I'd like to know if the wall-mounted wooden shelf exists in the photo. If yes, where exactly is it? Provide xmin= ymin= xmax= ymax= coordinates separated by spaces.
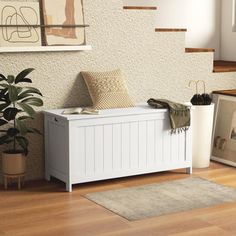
xmin=155 ymin=28 xmax=187 ymax=32
xmin=213 ymin=60 xmax=236 ymax=73
xmin=0 ymin=24 xmax=90 ymax=53
xmin=123 ymin=6 xmax=157 ymax=10
xmin=0 ymin=24 xmax=89 ymax=28
xmin=213 ymin=89 xmax=236 ymax=96
xmin=0 ymin=45 xmax=92 ymax=53
xmin=185 ymin=48 xmax=215 ymax=53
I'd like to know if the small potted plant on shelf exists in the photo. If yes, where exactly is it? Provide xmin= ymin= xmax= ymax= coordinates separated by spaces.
xmin=0 ymin=68 xmax=43 ymax=176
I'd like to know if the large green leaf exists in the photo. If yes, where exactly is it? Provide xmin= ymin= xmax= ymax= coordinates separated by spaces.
xmin=0 ymin=91 xmax=9 ymax=103
xmin=3 ymin=93 xmax=10 ymax=103
xmin=16 ymin=119 xmax=28 ymax=135
xmin=22 ymin=97 xmax=43 ymax=107
xmin=18 ymin=116 xmax=33 ymax=121
xmin=0 ymin=98 xmax=6 ymax=102
xmin=8 ymin=85 xmax=18 ymax=102
xmin=7 ymin=75 xmax=15 ymax=84
xmin=16 ymin=87 xmax=23 ymax=94
xmin=0 ymin=74 xmax=7 ymax=81
xmin=18 ymin=93 xmax=33 ymax=100
xmin=0 ymin=103 xmax=10 ymax=111
xmin=0 ymin=135 xmax=10 ymax=145
xmin=27 ymin=128 xmax=41 ymax=135
xmin=0 ymin=84 xmax=9 ymax=89
xmin=18 ymin=78 xmax=32 ymax=83
xmin=7 ymin=128 xmax=19 ymax=137
xmin=18 ymin=87 xmax=43 ymax=99
xmin=0 ymin=119 xmax=8 ymax=126
xmin=15 ymin=136 xmax=28 ymax=154
xmin=26 ymin=87 xmax=42 ymax=96
xmin=0 ymin=88 xmax=8 ymax=99
xmin=3 ymin=108 xmax=18 ymax=121
xmin=15 ymin=68 xmax=34 ymax=84
xmin=17 ymin=102 xmax=36 ymax=117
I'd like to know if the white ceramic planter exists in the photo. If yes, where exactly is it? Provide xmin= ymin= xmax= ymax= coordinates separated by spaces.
xmin=192 ymin=104 xmax=215 ymax=168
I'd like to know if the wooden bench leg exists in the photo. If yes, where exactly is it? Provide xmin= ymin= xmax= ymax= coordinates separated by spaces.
xmin=22 ymin=176 xmax=25 ymax=187
xmin=8 ymin=177 xmax=11 ymax=186
xmin=4 ymin=176 xmax=7 ymax=190
xmin=18 ymin=176 xmax=21 ymax=190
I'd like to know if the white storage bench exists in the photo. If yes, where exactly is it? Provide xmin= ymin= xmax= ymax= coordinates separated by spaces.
xmin=44 ymin=104 xmax=192 ymax=192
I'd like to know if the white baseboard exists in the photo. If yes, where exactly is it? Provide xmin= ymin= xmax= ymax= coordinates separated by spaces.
xmin=211 ymin=156 xmax=236 ymax=167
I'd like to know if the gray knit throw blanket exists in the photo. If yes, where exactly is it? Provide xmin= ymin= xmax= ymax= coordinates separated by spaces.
xmin=147 ymin=98 xmax=191 ymax=133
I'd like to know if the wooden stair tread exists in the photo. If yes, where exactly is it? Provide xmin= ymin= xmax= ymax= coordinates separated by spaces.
xmin=213 ymin=60 xmax=236 ymax=73
xmin=185 ymin=48 xmax=215 ymax=53
xmin=123 ymin=6 xmax=157 ymax=10
xmin=213 ymin=89 xmax=236 ymax=97
xmin=155 ymin=28 xmax=187 ymax=32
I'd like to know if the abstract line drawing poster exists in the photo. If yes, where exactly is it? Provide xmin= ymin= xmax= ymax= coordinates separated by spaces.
xmin=42 ymin=0 xmax=85 ymax=46
xmin=0 ymin=1 xmax=41 ymax=47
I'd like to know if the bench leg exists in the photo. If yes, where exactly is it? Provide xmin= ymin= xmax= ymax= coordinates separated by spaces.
xmin=66 ymin=183 xmax=72 ymax=192
xmin=45 ymin=173 xmax=51 ymax=181
xmin=18 ymin=176 xmax=21 ymax=190
xmin=186 ymin=167 xmax=192 ymax=174
xmin=4 ymin=176 xmax=7 ymax=190
xmin=22 ymin=176 xmax=25 ymax=187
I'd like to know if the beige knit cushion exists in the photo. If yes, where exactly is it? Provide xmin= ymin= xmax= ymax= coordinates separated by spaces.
xmin=81 ymin=69 xmax=134 ymax=109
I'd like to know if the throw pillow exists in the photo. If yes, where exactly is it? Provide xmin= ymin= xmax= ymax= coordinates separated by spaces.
xmin=81 ymin=69 xmax=134 ymax=109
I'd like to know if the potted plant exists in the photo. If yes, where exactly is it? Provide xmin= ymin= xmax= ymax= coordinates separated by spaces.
xmin=0 ymin=68 xmax=43 ymax=175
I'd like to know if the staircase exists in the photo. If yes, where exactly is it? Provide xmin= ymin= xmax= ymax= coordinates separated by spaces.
xmin=123 ymin=4 xmax=236 ymax=73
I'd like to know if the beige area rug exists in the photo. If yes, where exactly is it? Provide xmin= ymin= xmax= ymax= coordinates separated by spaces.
xmin=84 ymin=177 xmax=236 ymax=221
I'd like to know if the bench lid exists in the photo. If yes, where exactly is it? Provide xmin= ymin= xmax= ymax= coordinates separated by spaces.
xmin=44 ymin=104 xmax=168 ymax=121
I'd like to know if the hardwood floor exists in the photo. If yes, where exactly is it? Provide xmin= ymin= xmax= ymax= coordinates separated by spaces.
xmin=0 ymin=162 xmax=236 ymax=236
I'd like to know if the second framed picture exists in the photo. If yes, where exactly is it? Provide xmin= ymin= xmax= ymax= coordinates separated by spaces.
xmin=212 ymin=90 xmax=236 ymax=167
xmin=41 ymin=0 xmax=86 ymax=46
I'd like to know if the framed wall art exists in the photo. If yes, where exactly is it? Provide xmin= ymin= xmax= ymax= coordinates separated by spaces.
xmin=0 ymin=0 xmax=90 ymax=52
xmin=212 ymin=90 xmax=236 ymax=167
xmin=0 ymin=0 xmax=41 ymax=47
xmin=41 ymin=0 xmax=85 ymax=46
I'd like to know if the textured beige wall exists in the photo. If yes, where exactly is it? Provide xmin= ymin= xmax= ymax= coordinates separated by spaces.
xmin=0 ymin=0 xmax=236 ymax=182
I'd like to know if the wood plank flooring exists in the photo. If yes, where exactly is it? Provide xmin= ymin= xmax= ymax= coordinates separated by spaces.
xmin=0 ymin=162 xmax=236 ymax=236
